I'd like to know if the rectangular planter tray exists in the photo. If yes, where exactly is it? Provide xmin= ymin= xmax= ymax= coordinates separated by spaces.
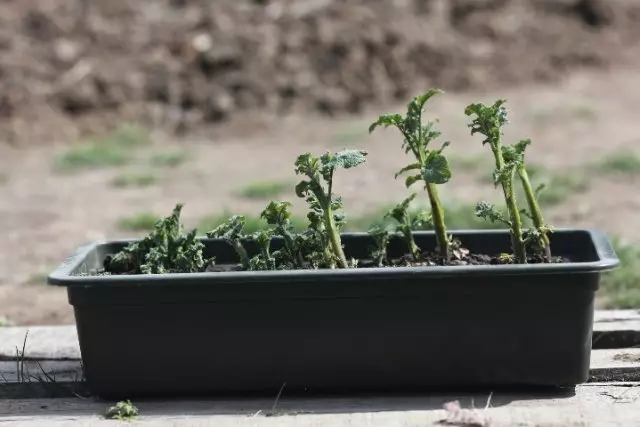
xmin=48 ymin=228 xmax=619 ymax=399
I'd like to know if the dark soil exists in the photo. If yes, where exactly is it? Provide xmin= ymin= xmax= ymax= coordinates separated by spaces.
xmin=1 ymin=0 xmax=639 ymax=144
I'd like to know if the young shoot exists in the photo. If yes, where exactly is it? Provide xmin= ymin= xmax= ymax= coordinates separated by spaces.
xmin=367 ymin=225 xmax=391 ymax=267
xmin=502 ymin=139 xmax=553 ymax=258
xmin=294 ymin=149 xmax=367 ymax=269
xmin=465 ymin=100 xmax=527 ymax=263
xmin=260 ymin=201 xmax=305 ymax=269
xmin=248 ymin=229 xmax=277 ymax=271
xmin=369 ymin=89 xmax=452 ymax=262
xmin=206 ymin=215 xmax=250 ymax=270
xmin=104 ymin=204 xmax=206 ymax=274
xmin=384 ymin=193 xmax=432 ymax=260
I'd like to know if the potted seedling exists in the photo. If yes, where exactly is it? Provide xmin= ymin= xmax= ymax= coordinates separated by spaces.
xmin=48 ymin=92 xmax=619 ymax=399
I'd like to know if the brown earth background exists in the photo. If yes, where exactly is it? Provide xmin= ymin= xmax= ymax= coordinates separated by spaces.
xmin=1 ymin=0 xmax=640 ymax=325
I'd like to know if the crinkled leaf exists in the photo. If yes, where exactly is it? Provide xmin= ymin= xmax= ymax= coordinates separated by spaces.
xmin=369 ymin=113 xmax=404 ymax=133
xmin=261 ymin=201 xmax=293 ymax=225
xmin=322 ymin=149 xmax=368 ymax=170
xmin=206 ymin=215 xmax=246 ymax=240
xmin=394 ymin=163 xmax=421 ymax=179
xmin=421 ymin=152 xmax=451 ymax=184
xmin=405 ymin=174 xmax=422 ymax=188
xmin=475 ymin=201 xmax=510 ymax=226
xmin=464 ymin=100 xmax=508 ymax=146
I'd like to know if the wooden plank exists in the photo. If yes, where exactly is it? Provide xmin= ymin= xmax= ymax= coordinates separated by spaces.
xmin=0 ymin=310 xmax=638 ymax=361
xmin=0 ymin=384 xmax=639 ymax=426
xmin=0 ymin=326 xmax=79 ymax=360
xmin=1 ymin=348 xmax=638 ymax=398
xmin=593 ymin=309 xmax=640 ymax=349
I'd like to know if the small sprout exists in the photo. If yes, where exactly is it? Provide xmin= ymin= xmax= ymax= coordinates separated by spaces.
xmin=104 ymin=400 xmax=139 ymax=421
xmin=261 ymin=201 xmax=305 ymax=269
xmin=475 ymin=201 xmax=510 ymax=227
xmin=384 ymin=193 xmax=432 ymax=261
xmin=370 ymin=89 xmax=453 ymax=262
xmin=105 ymin=204 xmax=206 ymax=274
xmin=367 ymin=225 xmax=391 ymax=267
xmin=206 ymin=215 xmax=250 ymax=270
xmin=465 ymin=100 xmax=527 ymax=263
xmin=295 ymin=149 xmax=367 ymax=268
xmin=503 ymin=139 xmax=553 ymax=258
xmin=248 ymin=229 xmax=277 ymax=271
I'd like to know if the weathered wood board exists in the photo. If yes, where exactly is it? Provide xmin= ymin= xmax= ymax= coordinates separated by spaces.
xmin=0 ymin=310 xmax=639 ymax=426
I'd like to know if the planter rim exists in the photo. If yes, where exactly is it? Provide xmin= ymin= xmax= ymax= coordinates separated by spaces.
xmin=48 ymin=228 xmax=619 ymax=287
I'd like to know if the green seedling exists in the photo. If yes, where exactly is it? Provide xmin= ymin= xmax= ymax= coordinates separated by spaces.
xmin=248 ymin=229 xmax=277 ymax=271
xmin=294 ymin=149 xmax=367 ymax=269
xmin=367 ymin=225 xmax=391 ymax=267
xmin=105 ymin=204 xmax=206 ymax=274
xmin=105 ymin=400 xmax=139 ymax=421
xmin=384 ymin=193 xmax=432 ymax=260
xmin=206 ymin=215 xmax=251 ymax=270
xmin=502 ymin=139 xmax=552 ymax=258
xmin=369 ymin=89 xmax=452 ymax=262
xmin=261 ymin=201 xmax=305 ymax=269
xmin=465 ymin=100 xmax=527 ymax=263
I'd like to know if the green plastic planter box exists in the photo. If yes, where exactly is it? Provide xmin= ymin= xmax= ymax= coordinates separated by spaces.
xmin=48 ymin=228 xmax=619 ymax=399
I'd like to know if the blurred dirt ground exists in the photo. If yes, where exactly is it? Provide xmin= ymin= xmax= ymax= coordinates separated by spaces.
xmin=1 ymin=0 xmax=640 ymax=325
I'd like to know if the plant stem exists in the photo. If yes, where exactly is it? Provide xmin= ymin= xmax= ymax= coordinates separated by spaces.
xmin=425 ymin=183 xmax=450 ymax=262
xmin=491 ymin=146 xmax=527 ymax=263
xmin=232 ymin=241 xmax=250 ymax=270
xmin=323 ymin=204 xmax=349 ymax=268
xmin=518 ymin=167 xmax=551 ymax=258
xmin=281 ymin=229 xmax=304 ymax=268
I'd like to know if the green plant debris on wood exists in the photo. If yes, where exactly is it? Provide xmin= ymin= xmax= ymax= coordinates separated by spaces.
xmin=236 ymin=180 xmax=291 ymax=199
xmin=105 ymin=400 xmax=139 ymax=421
xmin=117 ymin=212 xmax=162 ymax=232
xmin=0 ymin=316 xmax=13 ymax=327
xmin=110 ymin=172 xmax=157 ymax=188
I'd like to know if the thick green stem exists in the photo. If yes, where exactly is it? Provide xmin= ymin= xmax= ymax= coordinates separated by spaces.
xmin=404 ymin=230 xmax=421 ymax=261
xmin=323 ymin=205 xmax=349 ymax=268
xmin=492 ymin=146 xmax=527 ymax=263
xmin=232 ymin=240 xmax=250 ymax=270
xmin=425 ymin=183 xmax=450 ymax=261
xmin=502 ymin=174 xmax=526 ymax=263
xmin=518 ymin=167 xmax=551 ymax=258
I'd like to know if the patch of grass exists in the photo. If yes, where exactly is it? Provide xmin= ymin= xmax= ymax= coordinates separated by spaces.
xmin=331 ymin=128 xmax=368 ymax=146
xmin=572 ymin=105 xmax=597 ymax=120
xmin=117 ymin=212 xmax=161 ymax=231
xmin=236 ymin=180 xmax=291 ymax=200
xmin=0 ymin=316 xmax=13 ymax=327
xmin=54 ymin=124 xmax=150 ymax=172
xmin=596 ymin=150 xmax=640 ymax=175
xmin=449 ymin=154 xmax=488 ymax=174
xmin=600 ymin=238 xmax=640 ymax=309
xmin=110 ymin=172 xmax=157 ymax=188
xmin=25 ymin=271 xmax=49 ymax=286
xmin=535 ymin=174 xmax=590 ymax=207
xmin=150 ymin=151 xmax=188 ymax=168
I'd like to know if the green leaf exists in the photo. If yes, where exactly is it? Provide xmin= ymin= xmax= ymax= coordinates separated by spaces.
xmin=322 ymin=149 xmax=368 ymax=170
xmin=421 ymin=152 xmax=451 ymax=184
xmin=405 ymin=174 xmax=422 ymax=188
xmin=369 ymin=114 xmax=403 ymax=133
xmin=394 ymin=163 xmax=421 ymax=179
xmin=475 ymin=201 xmax=510 ymax=226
